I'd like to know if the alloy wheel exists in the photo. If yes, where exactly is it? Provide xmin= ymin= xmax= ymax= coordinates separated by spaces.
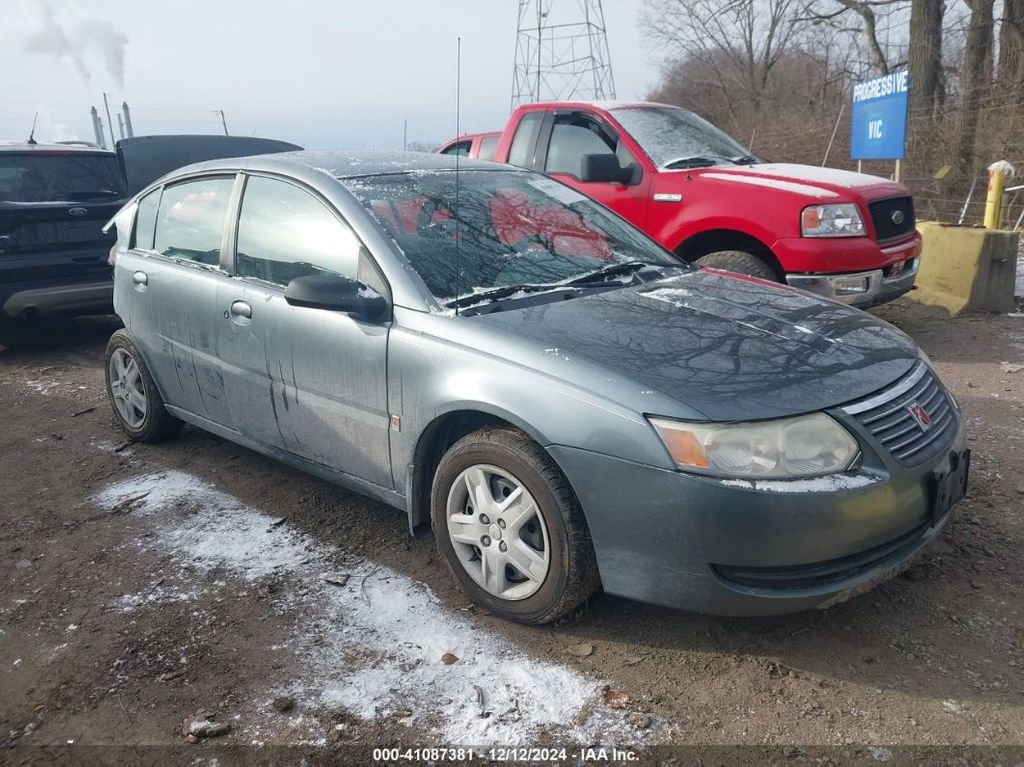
xmin=108 ymin=347 xmax=147 ymax=429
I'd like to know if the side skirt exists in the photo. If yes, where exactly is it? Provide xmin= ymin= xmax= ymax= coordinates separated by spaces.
xmin=165 ymin=405 xmax=407 ymax=512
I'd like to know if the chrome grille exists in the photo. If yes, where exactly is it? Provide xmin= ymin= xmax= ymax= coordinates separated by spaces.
xmin=842 ymin=362 xmax=957 ymax=466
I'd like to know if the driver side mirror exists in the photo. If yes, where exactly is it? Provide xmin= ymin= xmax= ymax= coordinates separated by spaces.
xmin=579 ymin=153 xmax=636 ymax=185
xmin=284 ymin=273 xmax=388 ymax=321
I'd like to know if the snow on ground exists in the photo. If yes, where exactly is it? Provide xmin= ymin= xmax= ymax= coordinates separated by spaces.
xmin=93 ymin=471 xmax=649 ymax=746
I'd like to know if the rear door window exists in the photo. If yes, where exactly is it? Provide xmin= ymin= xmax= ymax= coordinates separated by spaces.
xmin=507 ymin=112 xmax=544 ymax=168
xmin=478 ymin=135 xmax=500 ymax=161
xmin=234 ymin=176 xmax=363 ymax=287
xmin=152 ymin=176 xmax=234 ymax=266
xmin=440 ymin=140 xmax=471 ymax=157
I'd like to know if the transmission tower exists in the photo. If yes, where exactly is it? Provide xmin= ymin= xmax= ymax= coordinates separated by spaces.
xmin=511 ymin=0 xmax=616 ymax=110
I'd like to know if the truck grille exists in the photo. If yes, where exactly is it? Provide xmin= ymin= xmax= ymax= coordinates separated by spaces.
xmin=841 ymin=362 xmax=956 ymax=467
xmin=868 ymin=196 xmax=915 ymax=242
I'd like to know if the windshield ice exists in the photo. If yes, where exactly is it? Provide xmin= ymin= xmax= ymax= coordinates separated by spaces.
xmin=343 ymin=169 xmax=679 ymax=303
xmin=611 ymin=106 xmax=750 ymax=169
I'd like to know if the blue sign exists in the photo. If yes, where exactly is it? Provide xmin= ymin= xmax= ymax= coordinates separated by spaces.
xmin=851 ymin=70 xmax=909 ymax=160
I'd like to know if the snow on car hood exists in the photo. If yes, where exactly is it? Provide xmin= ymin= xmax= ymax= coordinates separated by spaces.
xmin=473 ymin=270 xmax=919 ymax=421
xmin=695 ymin=163 xmax=906 ymax=201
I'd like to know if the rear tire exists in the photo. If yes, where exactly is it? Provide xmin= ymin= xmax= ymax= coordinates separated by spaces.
xmin=694 ymin=250 xmax=779 ymax=281
xmin=104 ymin=329 xmax=183 ymax=443
xmin=431 ymin=427 xmax=600 ymax=625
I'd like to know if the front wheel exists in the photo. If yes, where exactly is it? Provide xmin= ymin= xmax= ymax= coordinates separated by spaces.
xmin=431 ymin=427 xmax=600 ymax=624
xmin=694 ymin=250 xmax=779 ymax=281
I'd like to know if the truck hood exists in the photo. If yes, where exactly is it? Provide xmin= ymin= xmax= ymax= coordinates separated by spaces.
xmin=474 ymin=269 xmax=918 ymax=421
xmin=693 ymin=163 xmax=906 ymax=201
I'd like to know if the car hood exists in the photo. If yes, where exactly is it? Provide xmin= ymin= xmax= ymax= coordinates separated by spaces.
xmin=473 ymin=269 xmax=918 ymax=421
xmin=692 ymin=163 xmax=906 ymax=202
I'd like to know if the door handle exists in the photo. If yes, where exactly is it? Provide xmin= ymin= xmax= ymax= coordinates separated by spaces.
xmin=132 ymin=271 xmax=148 ymax=292
xmin=230 ymin=300 xmax=252 ymax=319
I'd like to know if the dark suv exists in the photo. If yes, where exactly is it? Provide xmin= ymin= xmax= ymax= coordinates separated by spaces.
xmin=0 ymin=142 xmax=126 ymax=319
xmin=0 ymin=135 xmax=302 ymax=321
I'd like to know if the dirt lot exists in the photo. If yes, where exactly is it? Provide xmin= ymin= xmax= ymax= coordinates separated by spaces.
xmin=0 ymin=300 xmax=1022 ymax=764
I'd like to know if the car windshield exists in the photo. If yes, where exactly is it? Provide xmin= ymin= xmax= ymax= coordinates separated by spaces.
xmin=611 ymin=106 xmax=751 ymax=169
xmin=343 ymin=169 xmax=680 ymax=304
xmin=0 ymin=152 xmax=126 ymax=203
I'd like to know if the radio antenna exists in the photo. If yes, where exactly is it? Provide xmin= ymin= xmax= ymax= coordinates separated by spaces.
xmin=27 ymin=112 xmax=38 ymax=145
xmin=454 ymin=36 xmax=462 ymax=316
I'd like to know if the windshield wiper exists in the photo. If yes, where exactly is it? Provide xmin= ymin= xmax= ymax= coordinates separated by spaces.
xmin=562 ymin=260 xmax=661 ymax=286
xmin=730 ymin=154 xmax=761 ymax=165
xmin=443 ymin=283 xmax=569 ymax=310
xmin=664 ymin=156 xmax=723 ymax=170
xmin=67 ymin=189 xmax=124 ymax=199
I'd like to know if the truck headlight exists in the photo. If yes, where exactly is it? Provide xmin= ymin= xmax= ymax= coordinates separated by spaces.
xmin=648 ymin=413 xmax=858 ymax=479
xmin=801 ymin=203 xmax=865 ymax=238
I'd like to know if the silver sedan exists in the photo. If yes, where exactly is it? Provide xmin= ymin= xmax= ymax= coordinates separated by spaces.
xmin=102 ymin=151 xmax=968 ymax=623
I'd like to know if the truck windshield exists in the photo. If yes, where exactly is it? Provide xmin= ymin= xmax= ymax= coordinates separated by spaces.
xmin=0 ymin=152 xmax=126 ymax=203
xmin=611 ymin=106 xmax=751 ymax=169
xmin=344 ymin=169 xmax=681 ymax=305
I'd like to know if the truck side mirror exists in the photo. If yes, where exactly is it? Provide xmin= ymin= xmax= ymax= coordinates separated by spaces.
xmin=580 ymin=153 xmax=634 ymax=185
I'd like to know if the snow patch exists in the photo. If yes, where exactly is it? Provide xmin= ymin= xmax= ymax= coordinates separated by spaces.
xmin=93 ymin=471 xmax=646 ymax=746
xmin=719 ymin=474 xmax=878 ymax=493
xmin=640 ymin=287 xmax=692 ymax=307
xmin=701 ymin=173 xmax=840 ymax=199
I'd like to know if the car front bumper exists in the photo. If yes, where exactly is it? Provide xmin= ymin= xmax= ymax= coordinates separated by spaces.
xmin=549 ymin=415 xmax=966 ymax=616
xmin=785 ymin=256 xmax=919 ymax=309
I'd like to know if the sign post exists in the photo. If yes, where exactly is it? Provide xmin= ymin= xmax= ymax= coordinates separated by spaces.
xmin=851 ymin=69 xmax=909 ymax=179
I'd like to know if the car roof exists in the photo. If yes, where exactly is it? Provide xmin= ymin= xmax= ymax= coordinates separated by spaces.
xmin=0 ymin=141 xmax=114 ymax=155
xmin=171 ymin=149 xmax=513 ymax=179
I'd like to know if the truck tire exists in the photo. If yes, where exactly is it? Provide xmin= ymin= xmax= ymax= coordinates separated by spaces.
xmin=104 ymin=329 xmax=183 ymax=443
xmin=695 ymin=250 xmax=779 ymax=282
xmin=431 ymin=427 xmax=600 ymax=625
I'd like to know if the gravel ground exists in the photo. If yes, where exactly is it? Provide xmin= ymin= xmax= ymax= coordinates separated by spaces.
xmin=0 ymin=301 xmax=1021 ymax=764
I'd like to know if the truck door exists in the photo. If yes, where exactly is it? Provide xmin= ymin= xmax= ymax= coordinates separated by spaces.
xmin=537 ymin=110 xmax=650 ymax=230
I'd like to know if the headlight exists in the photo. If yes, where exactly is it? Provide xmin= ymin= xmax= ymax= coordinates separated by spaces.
xmin=801 ymin=203 xmax=865 ymax=237
xmin=648 ymin=413 xmax=859 ymax=479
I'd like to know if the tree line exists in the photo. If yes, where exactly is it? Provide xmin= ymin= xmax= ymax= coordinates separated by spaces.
xmin=641 ymin=0 xmax=1024 ymax=223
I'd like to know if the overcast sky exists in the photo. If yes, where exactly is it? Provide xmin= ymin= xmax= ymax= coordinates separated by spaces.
xmin=0 ymin=0 xmax=662 ymax=150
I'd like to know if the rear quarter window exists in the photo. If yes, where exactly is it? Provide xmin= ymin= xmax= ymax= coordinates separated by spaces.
xmin=132 ymin=189 xmax=161 ymax=250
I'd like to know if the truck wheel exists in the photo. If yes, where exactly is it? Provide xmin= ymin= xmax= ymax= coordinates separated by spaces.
xmin=695 ymin=250 xmax=779 ymax=282
xmin=104 ymin=330 xmax=183 ymax=443
xmin=431 ymin=427 xmax=600 ymax=625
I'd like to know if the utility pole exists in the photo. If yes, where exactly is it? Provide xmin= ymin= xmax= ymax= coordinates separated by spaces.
xmin=511 ymin=0 xmax=616 ymax=110
xmin=102 ymin=93 xmax=117 ymax=148
xmin=218 ymin=110 xmax=229 ymax=136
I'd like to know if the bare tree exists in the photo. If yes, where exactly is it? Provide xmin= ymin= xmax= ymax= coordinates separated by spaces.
xmin=641 ymin=0 xmax=808 ymax=121
xmin=998 ymin=0 xmax=1024 ymax=105
xmin=802 ymin=0 xmax=908 ymax=75
xmin=908 ymin=0 xmax=945 ymax=119
xmin=952 ymin=0 xmax=996 ymax=173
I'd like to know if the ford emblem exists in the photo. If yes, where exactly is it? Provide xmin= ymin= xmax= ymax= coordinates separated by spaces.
xmin=891 ymin=209 xmax=905 ymax=225
xmin=68 ymin=207 xmax=88 ymax=217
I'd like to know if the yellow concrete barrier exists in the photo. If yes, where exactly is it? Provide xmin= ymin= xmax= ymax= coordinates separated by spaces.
xmin=909 ymin=221 xmax=1018 ymax=316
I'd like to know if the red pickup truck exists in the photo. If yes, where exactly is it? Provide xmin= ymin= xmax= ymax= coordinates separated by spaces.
xmin=441 ymin=101 xmax=921 ymax=308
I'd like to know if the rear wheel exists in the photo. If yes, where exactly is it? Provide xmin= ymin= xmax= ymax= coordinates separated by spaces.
xmin=104 ymin=330 xmax=182 ymax=443
xmin=694 ymin=250 xmax=779 ymax=281
xmin=431 ymin=427 xmax=600 ymax=624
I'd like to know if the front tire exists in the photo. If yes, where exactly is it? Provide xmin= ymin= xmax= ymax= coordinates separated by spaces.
xmin=104 ymin=330 xmax=182 ymax=443
xmin=431 ymin=427 xmax=600 ymax=624
xmin=694 ymin=250 xmax=779 ymax=281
